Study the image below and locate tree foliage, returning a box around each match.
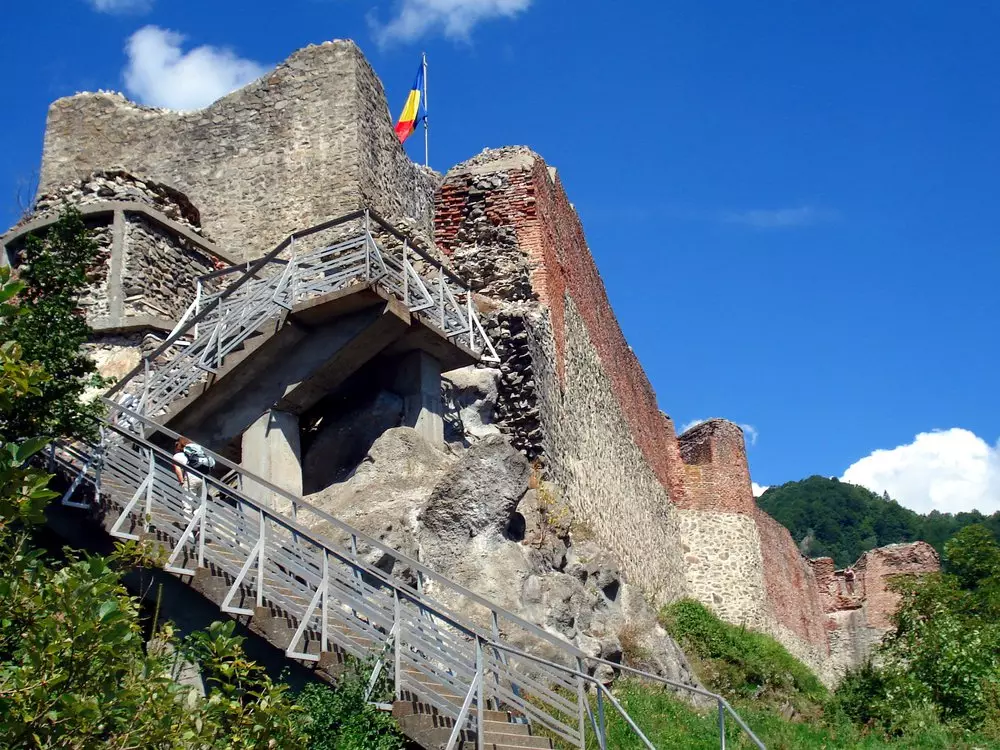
[834,525,1000,737]
[2,207,105,442]
[0,249,396,748]
[757,476,1000,567]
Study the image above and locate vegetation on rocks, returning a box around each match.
[758,475,1000,566]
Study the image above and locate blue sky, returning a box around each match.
[2,0,998,513]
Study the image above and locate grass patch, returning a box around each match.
[660,599,826,713]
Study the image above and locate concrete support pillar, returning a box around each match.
[393,351,444,448]
[241,409,302,515]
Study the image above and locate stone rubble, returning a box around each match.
[27,169,204,233]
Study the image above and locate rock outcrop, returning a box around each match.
[304,426,700,688]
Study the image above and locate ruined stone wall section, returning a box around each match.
[677,421,756,513]
[754,509,830,649]
[39,41,436,260]
[846,542,940,630]
[549,300,688,602]
[676,509,769,628]
[121,216,215,322]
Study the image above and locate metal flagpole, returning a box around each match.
[422,52,429,167]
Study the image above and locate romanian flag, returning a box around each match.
[394,62,425,143]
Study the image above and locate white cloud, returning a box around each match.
[725,206,834,229]
[752,482,770,498]
[123,26,270,111]
[371,0,532,44]
[680,419,706,434]
[740,423,759,447]
[678,418,758,446]
[842,428,1000,514]
[87,0,153,13]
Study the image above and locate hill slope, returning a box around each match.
[757,476,1000,567]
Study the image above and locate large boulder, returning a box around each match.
[442,366,502,446]
[305,427,454,582]
[420,434,530,549]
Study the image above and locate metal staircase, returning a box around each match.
[105,209,499,425]
[51,208,765,749]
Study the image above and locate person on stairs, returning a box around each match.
[172,437,215,515]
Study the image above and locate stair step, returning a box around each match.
[478,732,552,749]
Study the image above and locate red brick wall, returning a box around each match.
[436,156,689,506]
[851,542,939,629]
[754,508,830,646]
[676,420,755,513]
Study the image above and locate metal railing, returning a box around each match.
[105,209,499,422]
[51,401,765,750]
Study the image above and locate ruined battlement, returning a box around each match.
[5,40,936,687]
[38,40,438,260]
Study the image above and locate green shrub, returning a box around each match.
[659,599,826,707]
[296,659,404,750]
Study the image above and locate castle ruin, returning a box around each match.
[2,39,938,693]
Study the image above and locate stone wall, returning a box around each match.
[3,172,222,334]
[436,148,689,604]
[120,215,216,322]
[809,542,939,678]
[434,146,846,677]
[38,40,437,260]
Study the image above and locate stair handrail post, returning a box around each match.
[194,279,202,340]
[393,589,402,701]
[476,635,485,750]
[197,480,207,568]
[144,449,155,530]
[364,210,372,281]
[438,270,446,330]
[402,239,409,306]
[575,656,588,749]
[256,508,266,609]
[718,696,727,750]
[597,683,607,750]
[321,549,329,653]
[289,236,298,306]
[466,287,476,352]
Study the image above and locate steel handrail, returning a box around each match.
[93,404,766,748]
[101,400,593,662]
[486,640,767,749]
[59,413,766,749]
[107,210,497,417]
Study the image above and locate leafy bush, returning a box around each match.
[660,599,826,707]
[296,659,404,750]
[3,207,106,441]
[833,525,1000,737]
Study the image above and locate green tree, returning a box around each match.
[834,526,1000,736]
[3,207,105,441]
[758,476,1000,565]
[0,265,310,749]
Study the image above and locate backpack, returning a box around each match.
[183,443,216,471]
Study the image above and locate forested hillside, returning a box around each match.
[757,476,1000,567]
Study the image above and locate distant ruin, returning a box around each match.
[1,39,937,685]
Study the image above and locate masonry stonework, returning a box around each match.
[7,39,938,686]
[37,41,437,260]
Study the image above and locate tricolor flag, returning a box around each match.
[394,61,426,144]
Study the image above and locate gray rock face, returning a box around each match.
[302,390,403,493]
[301,428,700,692]
[421,434,530,540]
[305,427,454,582]
[442,366,502,446]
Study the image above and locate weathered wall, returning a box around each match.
[438,148,688,603]
[38,41,437,259]
[4,172,222,334]
[809,542,939,678]
[435,147,850,679]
